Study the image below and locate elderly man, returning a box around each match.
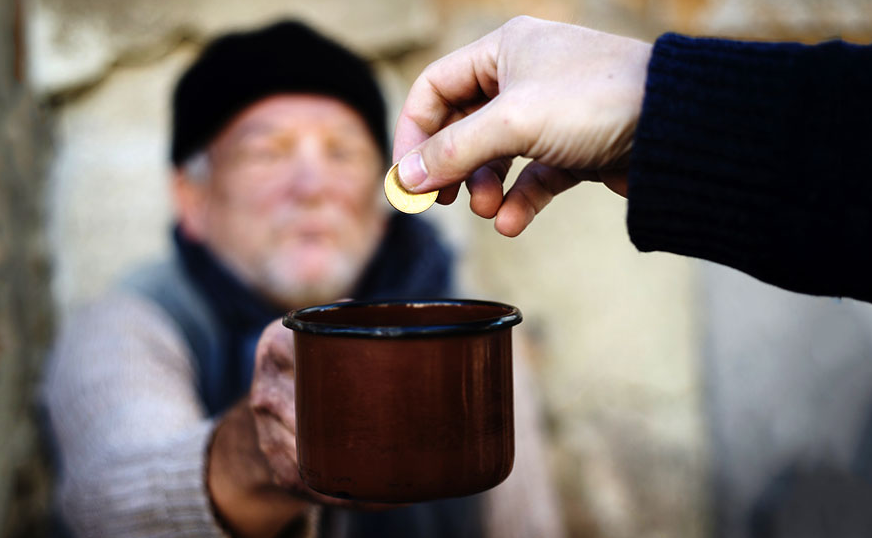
[44,21,562,538]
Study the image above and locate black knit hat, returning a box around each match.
[171,20,388,166]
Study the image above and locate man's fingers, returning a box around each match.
[255,319,295,372]
[494,162,588,237]
[436,183,461,205]
[467,158,511,218]
[391,27,526,196]
[392,31,501,163]
[250,375,296,429]
[251,321,297,431]
[398,96,526,194]
[255,319,294,370]
[253,411,298,485]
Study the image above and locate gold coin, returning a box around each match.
[384,162,438,214]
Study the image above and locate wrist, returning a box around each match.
[207,402,309,538]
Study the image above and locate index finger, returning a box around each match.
[256,319,295,372]
[391,28,502,163]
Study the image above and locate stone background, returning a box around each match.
[1,0,53,536]
[2,1,872,537]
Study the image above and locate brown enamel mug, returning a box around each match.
[282,299,522,503]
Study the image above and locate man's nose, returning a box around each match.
[284,142,329,201]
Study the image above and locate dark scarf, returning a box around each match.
[174,212,454,416]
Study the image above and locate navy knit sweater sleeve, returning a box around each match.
[627,33,872,303]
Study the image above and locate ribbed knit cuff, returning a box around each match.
[627,33,872,301]
[160,420,229,537]
[140,420,229,537]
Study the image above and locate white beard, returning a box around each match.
[258,246,366,309]
[210,194,386,310]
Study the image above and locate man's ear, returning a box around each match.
[171,168,209,241]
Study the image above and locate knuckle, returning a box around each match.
[251,386,281,412]
[506,15,533,27]
[256,343,294,375]
[497,99,531,144]
[504,15,538,36]
[439,127,459,161]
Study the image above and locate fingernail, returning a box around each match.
[398,152,427,191]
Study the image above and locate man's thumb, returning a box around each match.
[397,99,522,194]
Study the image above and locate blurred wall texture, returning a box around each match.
[1,0,53,536]
[3,1,872,537]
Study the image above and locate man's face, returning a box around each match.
[177,94,387,308]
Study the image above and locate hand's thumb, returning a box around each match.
[398,98,523,194]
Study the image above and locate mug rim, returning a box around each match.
[283,298,522,339]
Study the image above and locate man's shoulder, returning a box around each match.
[59,288,184,350]
[115,257,220,372]
[120,257,187,297]
[118,257,212,325]
[52,257,200,360]
[47,257,213,376]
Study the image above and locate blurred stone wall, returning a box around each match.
[5,1,872,538]
[0,0,53,536]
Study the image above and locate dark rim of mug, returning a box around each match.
[283,299,522,339]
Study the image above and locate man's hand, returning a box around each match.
[248,319,307,493]
[208,320,387,538]
[392,15,652,237]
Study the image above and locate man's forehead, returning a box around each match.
[222,94,371,140]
